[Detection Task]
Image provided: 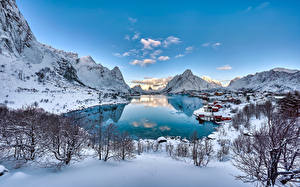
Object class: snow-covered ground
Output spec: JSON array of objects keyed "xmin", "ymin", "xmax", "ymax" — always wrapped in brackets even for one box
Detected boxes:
[{"xmin": 0, "ymin": 153, "xmax": 251, "ymax": 187}]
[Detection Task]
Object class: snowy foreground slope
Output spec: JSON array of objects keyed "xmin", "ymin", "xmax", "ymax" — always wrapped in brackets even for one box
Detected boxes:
[
  {"xmin": 0, "ymin": 0, "xmax": 130, "ymax": 113},
  {"xmin": 162, "ymin": 69, "xmax": 220, "ymax": 93},
  {"xmin": 0, "ymin": 153, "xmax": 251, "ymax": 187},
  {"xmin": 228, "ymin": 68, "xmax": 300, "ymax": 92}
]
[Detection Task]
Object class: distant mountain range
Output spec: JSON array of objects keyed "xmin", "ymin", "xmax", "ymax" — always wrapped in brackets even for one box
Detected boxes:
[
  {"xmin": 134, "ymin": 68, "xmax": 300, "ymax": 94},
  {"xmin": 228, "ymin": 68, "xmax": 300, "ymax": 92}
]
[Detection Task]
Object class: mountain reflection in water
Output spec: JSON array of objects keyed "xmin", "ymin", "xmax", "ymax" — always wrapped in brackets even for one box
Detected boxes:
[{"xmin": 69, "ymin": 95, "xmax": 217, "ymax": 139}]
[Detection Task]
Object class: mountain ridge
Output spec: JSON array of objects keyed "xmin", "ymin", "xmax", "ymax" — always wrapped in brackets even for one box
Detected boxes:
[
  {"xmin": 162, "ymin": 69, "xmax": 220, "ymax": 93},
  {"xmin": 228, "ymin": 68, "xmax": 300, "ymax": 92}
]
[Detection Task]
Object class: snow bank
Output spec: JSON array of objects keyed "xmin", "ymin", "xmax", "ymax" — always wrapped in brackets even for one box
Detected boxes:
[{"xmin": 0, "ymin": 154, "xmax": 251, "ymax": 187}]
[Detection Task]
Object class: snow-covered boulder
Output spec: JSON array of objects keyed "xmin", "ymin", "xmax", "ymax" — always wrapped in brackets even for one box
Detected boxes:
[
  {"xmin": 0, "ymin": 165, "xmax": 8, "ymax": 176},
  {"xmin": 157, "ymin": 136, "xmax": 167, "ymax": 143}
]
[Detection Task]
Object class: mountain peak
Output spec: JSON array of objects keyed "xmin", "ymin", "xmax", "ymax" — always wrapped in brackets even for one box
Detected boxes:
[
  {"xmin": 79, "ymin": 56, "xmax": 95, "ymax": 63},
  {"xmin": 162, "ymin": 69, "xmax": 219, "ymax": 93},
  {"xmin": 112, "ymin": 66, "xmax": 120, "ymax": 72},
  {"xmin": 182, "ymin": 69, "xmax": 193, "ymax": 76}
]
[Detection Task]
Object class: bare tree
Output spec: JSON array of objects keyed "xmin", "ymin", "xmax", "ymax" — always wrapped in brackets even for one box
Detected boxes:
[
  {"xmin": 232, "ymin": 113, "xmax": 299, "ymax": 186},
  {"xmin": 190, "ymin": 131, "xmax": 213, "ymax": 167},
  {"xmin": 117, "ymin": 131, "xmax": 134, "ymax": 160},
  {"xmin": 217, "ymin": 139, "xmax": 230, "ymax": 161},
  {"xmin": 43, "ymin": 115, "xmax": 88, "ymax": 166},
  {"xmin": 137, "ymin": 139, "xmax": 143, "ymax": 155},
  {"xmin": 103, "ymin": 123, "xmax": 118, "ymax": 162}
]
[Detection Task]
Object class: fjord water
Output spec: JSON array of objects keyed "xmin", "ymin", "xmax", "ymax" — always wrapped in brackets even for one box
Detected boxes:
[{"xmin": 71, "ymin": 95, "xmax": 218, "ymax": 139}]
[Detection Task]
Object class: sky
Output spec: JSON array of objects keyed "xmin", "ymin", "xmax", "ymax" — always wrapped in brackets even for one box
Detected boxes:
[{"xmin": 17, "ymin": 0, "xmax": 300, "ymax": 87}]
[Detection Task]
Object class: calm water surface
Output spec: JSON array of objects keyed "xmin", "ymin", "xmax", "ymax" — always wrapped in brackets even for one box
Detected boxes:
[{"xmin": 70, "ymin": 95, "xmax": 218, "ymax": 139}]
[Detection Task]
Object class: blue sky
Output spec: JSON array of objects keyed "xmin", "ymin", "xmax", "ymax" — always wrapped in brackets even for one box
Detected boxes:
[{"xmin": 17, "ymin": 0, "xmax": 300, "ymax": 86}]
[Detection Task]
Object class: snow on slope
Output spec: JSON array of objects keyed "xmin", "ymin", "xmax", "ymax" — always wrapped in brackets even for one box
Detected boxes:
[
  {"xmin": 75, "ymin": 56, "xmax": 130, "ymax": 92},
  {"xmin": 0, "ymin": 0, "xmax": 130, "ymax": 113},
  {"xmin": 228, "ymin": 68, "xmax": 300, "ymax": 92},
  {"xmin": 201, "ymin": 75, "xmax": 223, "ymax": 87},
  {"xmin": 162, "ymin": 69, "xmax": 220, "ymax": 93}
]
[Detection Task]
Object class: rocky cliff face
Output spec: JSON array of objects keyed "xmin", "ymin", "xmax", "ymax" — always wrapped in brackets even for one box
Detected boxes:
[
  {"xmin": 162, "ymin": 69, "xmax": 220, "ymax": 93},
  {"xmin": 0, "ymin": 0, "xmax": 130, "ymax": 94},
  {"xmin": 228, "ymin": 68, "xmax": 300, "ymax": 92},
  {"xmin": 0, "ymin": 0, "xmax": 35, "ymax": 57}
]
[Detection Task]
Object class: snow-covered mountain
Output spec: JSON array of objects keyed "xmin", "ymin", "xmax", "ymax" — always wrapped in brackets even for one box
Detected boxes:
[
  {"xmin": 131, "ymin": 85, "xmax": 146, "ymax": 95},
  {"xmin": 162, "ymin": 69, "xmax": 220, "ymax": 93},
  {"xmin": 201, "ymin": 75, "xmax": 223, "ymax": 87},
  {"xmin": 0, "ymin": 0, "xmax": 130, "ymax": 113},
  {"xmin": 228, "ymin": 68, "xmax": 300, "ymax": 92},
  {"xmin": 75, "ymin": 56, "xmax": 129, "ymax": 92}
]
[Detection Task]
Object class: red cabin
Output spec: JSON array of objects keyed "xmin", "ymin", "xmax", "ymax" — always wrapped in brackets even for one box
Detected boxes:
[
  {"xmin": 221, "ymin": 117, "xmax": 232, "ymax": 121},
  {"xmin": 215, "ymin": 104, "xmax": 223, "ymax": 108},
  {"xmin": 212, "ymin": 107, "xmax": 219, "ymax": 112}
]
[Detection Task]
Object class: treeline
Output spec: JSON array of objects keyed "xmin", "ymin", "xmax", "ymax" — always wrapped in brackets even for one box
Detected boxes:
[
  {"xmin": 231, "ymin": 91, "xmax": 300, "ymax": 186},
  {"xmin": 231, "ymin": 100, "xmax": 274, "ymax": 130},
  {"xmin": 0, "ymin": 106, "xmax": 134, "ymax": 168}
]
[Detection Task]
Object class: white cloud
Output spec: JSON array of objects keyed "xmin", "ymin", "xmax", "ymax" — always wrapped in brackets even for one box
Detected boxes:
[
  {"xmin": 128, "ymin": 17, "xmax": 137, "ymax": 24},
  {"xmin": 217, "ymin": 65, "xmax": 232, "ymax": 70},
  {"xmin": 185, "ymin": 46, "xmax": 193, "ymax": 53},
  {"xmin": 131, "ymin": 76, "xmax": 173, "ymax": 90},
  {"xmin": 113, "ymin": 53, "xmax": 122, "ymax": 57},
  {"xmin": 132, "ymin": 32, "xmax": 140, "ymax": 40},
  {"xmin": 163, "ymin": 36, "xmax": 181, "ymax": 47},
  {"xmin": 122, "ymin": 52, "xmax": 130, "ymax": 57},
  {"xmin": 113, "ymin": 51, "xmax": 132, "ymax": 58},
  {"xmin": 245, "ymin": 2, "xmax": 270, "ymax": 13},
  {"xmin": 158, "ymin": 56, "xmax": 170, "ymax": 61},
  {"xmin": 212, "ymin": 42, "xmax": 222, "ymax": 48},
  {"xmin": 256, "ymin": 2, "xmax": 270, "ymax": 10},
  {"xmin": 124, "ymin": 35, "xmax": 130, "ymax": 40},
  {"xmin": 175, "ymin": 54, "xmax": 184, "ymax": 58},
  {"xmin": 150, "ymin": 50, "xmax": 162, "ymax": 59},
  {"xmin": 202, "ymin": 42, "xmax": 222, "ymax": 49},
  {"xmin": 130, "ymin": 59, "xmax": 156, "ymax": 66},
  {"xmin": 202, "ymin": 42, "xmax": 211, "ymax": 47},
  {"xmin": 244, "ymin": 6, "xmax": 252, "ymax": 12},
  {"xmin": 141, "ymin": 38, "xmax": 161, "ymax": 49}
]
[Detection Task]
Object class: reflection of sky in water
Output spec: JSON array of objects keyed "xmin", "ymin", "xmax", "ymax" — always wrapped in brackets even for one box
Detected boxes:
[{"xmin": 70, "ymin": 95, "xmax": 218, "ymax": 139}]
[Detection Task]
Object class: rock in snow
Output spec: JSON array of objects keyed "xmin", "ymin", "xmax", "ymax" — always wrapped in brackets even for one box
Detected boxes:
[
  {"xmin": 228, "ymin": 68, "xmax": 300, "ymax": 92},
  {"xmin": 0, "ymin": 165, "xmax": 8, "ymax": 176},
  {"xmin": 162, "ymin": 69, "xmax": 220, "ymax": 93},
  {"xmin": 0, "ymin": 0, "xmax": 130, "ymax": 112}
]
